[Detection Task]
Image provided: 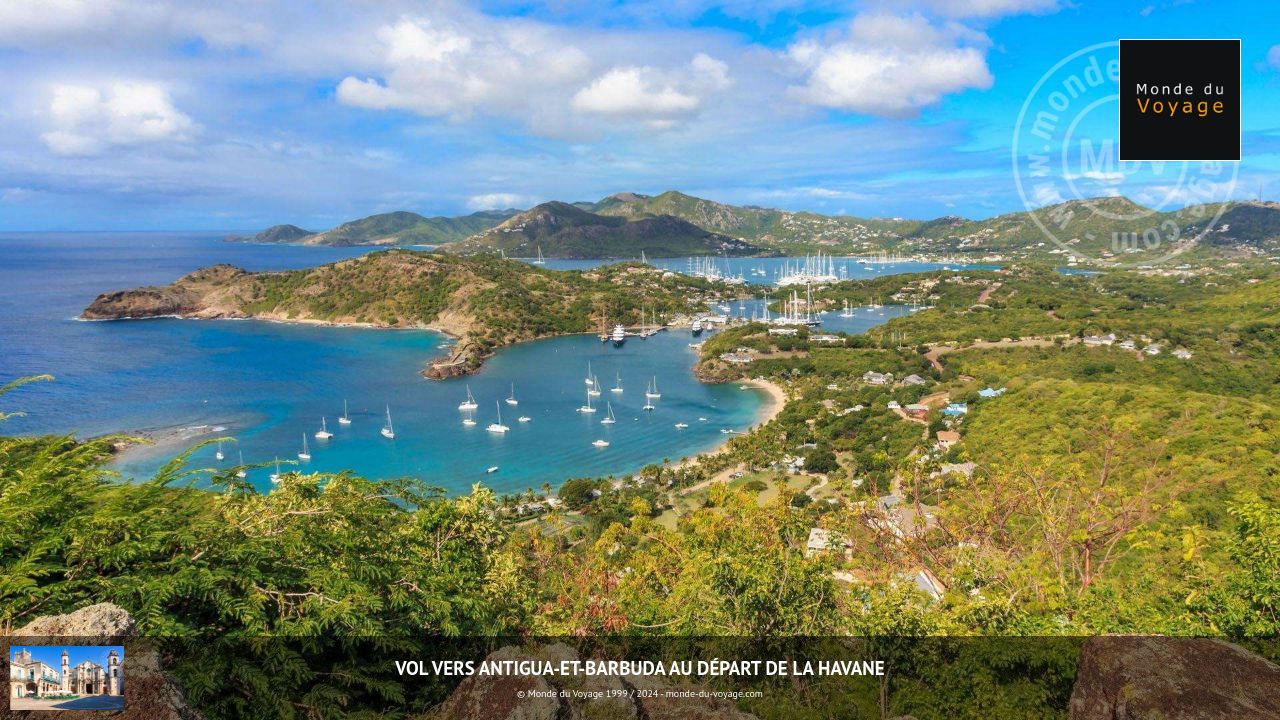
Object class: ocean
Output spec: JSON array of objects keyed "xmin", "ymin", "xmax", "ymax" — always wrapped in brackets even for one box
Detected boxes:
[{"xmin": 0, "ymin": 233, "xmax": 917, "ymax": 495}]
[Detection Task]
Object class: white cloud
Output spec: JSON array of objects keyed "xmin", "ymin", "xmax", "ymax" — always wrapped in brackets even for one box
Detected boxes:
[
  {"xmin": 786, "ymin": 13, "xmax": 993, "ymax": 118},
  {"xmin": 571, "ymin": 54, "xmax": 730, "ymax": 125},
  {"xmin": 337, "ymin": 15, "xmax": 592, "ymax": 121},
  {"xmin": 1267, "ymin": 45, "xmax": 1280, "ymax": 71},
  {"xmin": 466, "ymin": 192, "xmax": 529, "ymax": 210},
  {"xmin": 40, "ymin": 82, "xmax": 196, "ymax": 156},
  {"xmin": 913, "ymin": 0, "xmax": 1059, "ymax": 18}
]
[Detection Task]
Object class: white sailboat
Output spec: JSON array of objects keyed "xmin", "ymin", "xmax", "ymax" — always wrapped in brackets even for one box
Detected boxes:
[
  {"xmin": 585, "ymin": 362, "xmax": 595, "ymax": 385},
  {"xmin": 646, "ymin": 376, "xmax": 661, "ymax": 399},
  {"xmin": 381, "ymin": 406, "xmax": 395, "ymax": 439},
  {"xmin": 269, "ymin": 457, "xmax": 282, "ymax": 484},
  {"xmin": 458, "ymin": 385, "xmax": 478, "ymax": 411},
  {"xmin": 215, "ymin": 440, "xmax": 224, "ymax": 461},
  {"xmin": 338, "ymin": 399, "xmax": 352, "ymax": 425},
  {"xmin": 298, "ymin": 433, "xmax": 311, "ymax": 461},
  {"xmin": 577, "ymin": 387, "xmax": 596, "ymax": 413},
  {"xmin": 601, "ymin": 402, "xmax": 616, "ymax": 424},
  {"xmin": 487, "ymin": 401, "xmax": 509, "ymax": 433},
  {"xmin": 505, "ymin": 383, "xmax": 519, "ymax": 406},
  {"xmin": 235, "ymin": 450, "xmax": 247, "ymax": 479},
  {"xmin": 612, "ymin": 372, "xmax": 623, "ymax": 393},
  {"xmin": 533, "ymin": 246, "xmax": 546, "ymax": 265},
  {"xmin": 588, "ymin": 374, "xmax": 601, "ymax": 397},
  {"xmin": 592, "ymin": 439, "xmax": 610, "ymax": 447},
  {"xmin": 315, "ymin": 417, "xmax": 333, "ymax": 440},
  {"xmin": 462, "ymin": 409, "xmax": 476, "ymax": 426}
]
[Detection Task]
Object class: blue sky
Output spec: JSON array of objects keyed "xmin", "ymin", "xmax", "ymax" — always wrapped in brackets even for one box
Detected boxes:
[
  {"xmin": 11, "ymin": 645, "xmax": 122, "ymax": 673},
  {"xmin": 0, "ymin": 0, "xmax": 1276, "ymax": 231}
]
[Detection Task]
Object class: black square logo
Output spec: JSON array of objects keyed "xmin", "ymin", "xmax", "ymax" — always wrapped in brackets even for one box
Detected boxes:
[{"xmin": 1119, "ymin": 39, "xmax": 1240, "ymax": 161}]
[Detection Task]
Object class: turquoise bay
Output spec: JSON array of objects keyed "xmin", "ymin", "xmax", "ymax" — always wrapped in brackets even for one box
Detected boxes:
[{"xmin": 1, "ymin": 233, "xmax": 917, "ymax": 495}]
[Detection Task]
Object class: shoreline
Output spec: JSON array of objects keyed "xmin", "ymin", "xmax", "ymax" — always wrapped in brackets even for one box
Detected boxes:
[{"xmin": 672, "ymin": 376, "xmax": 786, "ymax": 473}]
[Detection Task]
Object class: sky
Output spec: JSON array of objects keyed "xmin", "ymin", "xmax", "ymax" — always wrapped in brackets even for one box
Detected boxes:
[
  {"xmin": 11, "ymin": 645, "xmax": 123, "ymax": 674},
  {"xmin": 0, "ymin": 0, "xmax": 1277, "ymax": 231}
]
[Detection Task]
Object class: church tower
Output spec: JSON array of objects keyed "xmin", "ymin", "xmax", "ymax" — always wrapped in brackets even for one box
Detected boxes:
[
  {"xmin": 60, "ymin": 650, "xmax": 69, "ymax": 693},
  {"xmin": 107, "ymin": 650, "xmax": 119, "ymax": 696}
]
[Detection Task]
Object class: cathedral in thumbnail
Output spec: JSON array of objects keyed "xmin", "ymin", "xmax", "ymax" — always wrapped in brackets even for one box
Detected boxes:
[{"xmin": 8, "ymin": 648, "xmax": 122, "ymax": 699}]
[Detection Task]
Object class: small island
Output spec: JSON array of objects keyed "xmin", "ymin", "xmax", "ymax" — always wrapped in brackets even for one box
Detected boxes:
[{"xmin": 81, "ymin": 249, "xmax": 731, "ymax": 378}]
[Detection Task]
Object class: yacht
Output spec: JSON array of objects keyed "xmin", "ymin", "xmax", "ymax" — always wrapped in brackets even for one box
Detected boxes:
[
  {"xmin": 612, "ymin": 324, "xmax": 626, "ymax": 347},
  {"xmin": 585, "ymin": 362, "xmax": 595, "ymax": 385},
  {"xmin": 645, "ymin": 376, "xmax": 661, "ymax": 399},
  {"xmin": 458, "ymin": 385, "xmax": 478, "ymax": 411},
  {"xmin": 338, "ymin": 399, "xmax": 352, "ymax": 425},
  {"xmin": 674, "ymin": 422, "xmax": 688, "ymax": 429},
  {"xmin": 592, "ymin": 439, "xmax": 610, "ymax": 447},
  {"xmin": 588, "ymin": 374, "xmax": 601, "ymax": 397},
  {"xmin": 577, "ymin": 388, "xmax": 596, "ymax": 413},
  {"xmin": 487, "ymin": 466, "xmax": 499, "ymax": 474},
  {"xmin": 505, "ymin": 383, "xmax": 519, "ymax": 406},
  {"xmin": 298, "ymin": 433, "xmax": 311, "ymax": 461},
  {"xmin": 269, "ymin": 457, "xmax": 282, "ymax": 484},
  {"xmin": 462, "ymin": 409, "xmax": 476, "ymax": 426},
  {"xmin": 235, "ymin": 451, "xmax": 247, "ymax": 479},
  {"xmin": 691, "ymin": 318, "xmax": 703, "ymax": 336},
  {"xmin": 601, "ymin": 402, "xmax": 616, "ymax": 424},
  {"xmin": 533, "ymin": 246, "xmax": 545, "ymax": 265},
  {"xmin": 611, "ymin": 372, "xmax": 623, "ymax": 393},
  {"xmin": 215, "ymin": 440, "xmax": 224, "ymax": 461},
  {"xmin": 486, "ymin": 401, "xmax": 509, "ymax": 433},
  {"xmin": 518, "ymin": 416, "xmax": 531, "ymax": 423},
  {"xmin": 315, "ymin": 417, "xmax": 333, "ymax": 440},
  {"xmin": 381, "ymin": 406, "xmax": 395, "ymax": 439}
]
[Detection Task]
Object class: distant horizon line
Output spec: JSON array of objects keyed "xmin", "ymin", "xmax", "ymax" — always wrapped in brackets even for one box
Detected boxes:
[{"xmin": 0, "ymin": 193, "xmax": 1268, "ymax": 235}]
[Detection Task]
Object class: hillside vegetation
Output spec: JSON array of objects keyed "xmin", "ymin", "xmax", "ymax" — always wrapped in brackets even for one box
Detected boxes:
[{"xmin": 81, "ymin": 249, "xmax": 726, "ymax": 377}]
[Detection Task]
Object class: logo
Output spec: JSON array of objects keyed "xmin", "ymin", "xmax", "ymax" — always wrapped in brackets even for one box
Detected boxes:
[{"xmin": 1012, "ymin": 41, "xmax": 1238, "ymax": 266}]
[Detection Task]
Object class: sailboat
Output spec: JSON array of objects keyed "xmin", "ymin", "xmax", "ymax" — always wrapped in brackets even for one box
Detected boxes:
[
  {"xmin": 462, "ymin": 409, "xmax": 476, "ymax": 426},
  {"xmin": 640, "ymin": 250, "xmax": 648, "ymax": 265},
  {"xmin": 646, "ymin": 376, "xmax": 661, "ymax": 399},
  {"xmin": 585, "ymin": 362, "xmax": 595, "ymax": 385},
  {"xmin": 235, "ymin": 450, "xmax": 247, "ymax": 478},
  {"xmin": 533, "ymin": 246, "xmax": 546, "ymax": 265},
  {"xmin": 588, "ymin": 374, "xmax": 601, "ymax": 397},
  {"xmin": 505, "ymin": 383, "xmax": 519, "ymax": 406},
  {"xmin": 338, "ymin": 399, "xmax": 352, "ymax": 425},
  {"xmin": 577, "ymin": 387, "xmax": 596, "ymax": 413},
  {"xmin": 215, "ymin": 440, "xmax": 224, "ymax": 461},
  {"xmin": 612, "ymin": 372, "xmax": 623, "ymax": 393},
  {"xmin": 458, "ymin": 385, "xmax": 478, "ymax": 411},
  {"xmin": 298, "ymin": 433, "xmax": 311, "ymax": 461},
  {"xmin": 601, "ymin": 402, "xmax": 616, "ymax": 424},
  {"xmin": 269, "ymin": 457, "xmax": 282, "ymax": 484},
  {"xmin": 381, "ymin": 406, "xmax": 395, "ymax": 439},
  {"xmin": 840, "ymin": 299, "xmax": 854, "ymax": 318},
  {"xmin": 487, "ymin": 401, "xmax": 509, "ymax": 433},
  {"xmin": 674, "ymin": 422, "xmax": 688, "ymax": 429},
  {"xmin": 315, "ymin": 417, "xmax": 333, "ymax": 440},
  {"xmin": 592, "ymin": 439, "xmax": 610, "ymax": 447}
]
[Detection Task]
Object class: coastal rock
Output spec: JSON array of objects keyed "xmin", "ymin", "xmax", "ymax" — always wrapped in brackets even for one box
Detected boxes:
[
  {"xmin": 11, "ymin": 603, "xmax": 135, "ymax": 637},
  {"xmin": 1068, "ymin": 636, "xmax": 1280, "ymax": 720},
  {"xmin": 429, "ymin": 645, "xmax": 757, "ymax": 720},
  {"xmin": 80, "ymin": 264, "xmax": 248, "ymax": 320},
  {"xmin": 9, "ymin": 603, "xmax": 203, "ymax": 720}
]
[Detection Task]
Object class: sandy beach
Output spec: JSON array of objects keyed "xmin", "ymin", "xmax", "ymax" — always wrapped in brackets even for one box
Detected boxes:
[{"xmin": 672, "ymin": 377, "xmax": 787, "ymax": 473}]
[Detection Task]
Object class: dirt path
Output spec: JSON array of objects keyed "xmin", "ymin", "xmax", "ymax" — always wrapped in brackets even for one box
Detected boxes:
[
  {"xmin": 976, "ymin": 282, "xmax": 1002, "ymax": 304},
  {"xmin": 925, "ymin": 336, "xmax": 1073, "ymax": 372}
]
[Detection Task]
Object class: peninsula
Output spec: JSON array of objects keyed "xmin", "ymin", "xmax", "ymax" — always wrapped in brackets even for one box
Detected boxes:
[{"xmin": 80, "ymin": 249, "xmax": 727, "ymax": 378}]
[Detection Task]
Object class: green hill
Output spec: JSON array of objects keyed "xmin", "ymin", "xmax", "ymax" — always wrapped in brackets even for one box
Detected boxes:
[
  {"xmin": 236, "ymin": 209, "xmax": 517, "ymax": 247},
  {"xmin": 443, "ymin": 201, "xmax": 762, "ymax": 258},
  {"xmin": 81, "ymin": 249, "xmax": 726, "ymax": 377}
]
